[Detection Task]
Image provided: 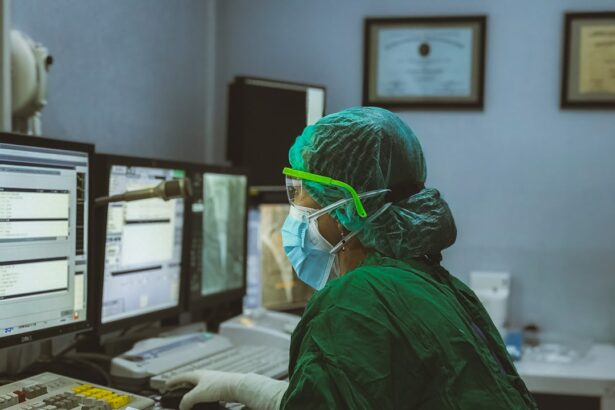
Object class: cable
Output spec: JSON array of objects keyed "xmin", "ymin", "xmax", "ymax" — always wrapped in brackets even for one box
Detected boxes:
[
  {"xmin": 67, "ymin": 352, "xmax": 112, "ymax": 366},
  {"xmin": 57, "ymin": 356, "xmax": 111, "ymax": 386},
  {"xmin": 54, "ymin": 340, "xmax": 80, "ymax": 358},
  {"xmin": 117, "ymin": 321, "xmax": 157, "ymax": 338},
  {"xmin": 0, "ymin": 376, "xmax": 16, "ymax": 386}
]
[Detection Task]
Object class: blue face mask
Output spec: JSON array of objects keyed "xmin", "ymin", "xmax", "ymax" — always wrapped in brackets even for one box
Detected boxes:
[
  {"xmin": 281, "ymin": 205, "xmax": 339, "ymax": 290},
  {"xmin": 281, "ymin": 192, "xmax": 392, "ymax": 291}
]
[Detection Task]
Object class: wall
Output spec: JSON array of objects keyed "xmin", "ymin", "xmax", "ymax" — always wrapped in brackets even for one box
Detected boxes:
[
  {"xmin": 0, "ymin": 0, "xmax": 212, "ymax": 373},
  {"xmin": 215, "ymin": 0, "xmax": 615, "ymax": 341},
  {"xmin": 12, "ymin": 0, "xmax": 209, "ymax": 162}
]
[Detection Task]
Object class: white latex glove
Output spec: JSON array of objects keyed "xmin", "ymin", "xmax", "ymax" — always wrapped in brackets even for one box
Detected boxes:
[{"xmin": 166, "ymin": 370, "xmax": 289, "ymax": 410}]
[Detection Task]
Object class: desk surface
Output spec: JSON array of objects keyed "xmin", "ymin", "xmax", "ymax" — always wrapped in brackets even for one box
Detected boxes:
[{"xmin": 516, "ymin": 344, "xmax": 615, "ymax": 397}]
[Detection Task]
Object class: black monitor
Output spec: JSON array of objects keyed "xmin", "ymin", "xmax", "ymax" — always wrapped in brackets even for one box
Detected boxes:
[
  {"xmin": 227, "ymin": 76, "xmax": 326, "ymax": 187},
  {"xmin": 184, "ymin": 164, "xmax": 249, "ymax": 310},
  {"xmin": 0, "ymin": 133, "xmax": 95, "ymax": 348},
  {"xmin": 94, "ymin": 154, "xmax": 189, "ymax": 332}
]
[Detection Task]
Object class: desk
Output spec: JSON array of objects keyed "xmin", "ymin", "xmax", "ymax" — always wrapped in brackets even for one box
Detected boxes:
[{"xmin": 516, "ymin": 344, "xmax": 615, "ymax": 410}]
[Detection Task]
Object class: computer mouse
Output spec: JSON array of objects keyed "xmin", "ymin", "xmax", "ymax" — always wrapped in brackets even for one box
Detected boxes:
[{"xmin": 159, "ymin": 386, "xmax": 223, "ymax": 410}]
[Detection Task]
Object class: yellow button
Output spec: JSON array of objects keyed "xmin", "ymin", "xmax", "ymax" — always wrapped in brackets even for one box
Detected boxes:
[
  {"xmin": 95, "ymin": 390, "xmax": 112, "ymax": 399},
  {"xmin": 109, "ymin": 398, "xmax": 123, "ymax": 409},
  {"xmin": 73, "ymin": 384, "xmax": 92, "ymax": 393}
]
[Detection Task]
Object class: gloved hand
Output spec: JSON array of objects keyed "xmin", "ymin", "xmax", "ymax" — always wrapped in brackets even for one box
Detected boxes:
[{"xmin": 166, "ymin": 370, "xmax": 289, "ymax": 410}]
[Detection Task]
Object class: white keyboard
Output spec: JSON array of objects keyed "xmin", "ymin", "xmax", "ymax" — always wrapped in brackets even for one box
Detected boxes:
[
  {"xmin": 150, "ymin": 344, "xmax": 288, "ymax": 391},
  {"xmin": 0, "ymin": 372, "xmax": 154, "ymax": 410}
]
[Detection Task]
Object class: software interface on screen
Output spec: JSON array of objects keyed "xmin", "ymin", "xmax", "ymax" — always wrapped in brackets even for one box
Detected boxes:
[
  {"xmin": 189, "ymin": 172, "xmax": 247, "ymax": 298},
  {"xmin": 0, "ymin": 143, "xmax": 89, "ymax": 338},
  {"xmin": 101, "ymin": 165, "xmax": 184, "ymax": 324}
]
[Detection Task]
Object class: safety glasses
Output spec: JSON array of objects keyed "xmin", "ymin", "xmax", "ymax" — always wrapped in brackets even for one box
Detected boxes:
[{"xmin": 283, "ymin": 167, "xmax": 367, "ymax": 218}]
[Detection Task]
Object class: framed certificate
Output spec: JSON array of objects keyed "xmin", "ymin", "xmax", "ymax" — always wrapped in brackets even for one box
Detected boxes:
[
  {"xmin": 363, "ymin": 16, "xmax": 487, "ymax": 109},
  {"xmin": 561, "ymin": 12, "xmax": 615, "ymax": 108}
]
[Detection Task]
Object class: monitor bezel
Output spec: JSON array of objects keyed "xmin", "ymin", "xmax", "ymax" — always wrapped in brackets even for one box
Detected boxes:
[
  {"xmin": 0, "ymin": 132, "xmax": 96, "ymax": 348},
  {"xmin": 93, "ymin": 153, "xmax": 191, "ymax": 334},
  {"xmin": 183, "ymin": 163, "xmax": 249, "ymax": 312}
]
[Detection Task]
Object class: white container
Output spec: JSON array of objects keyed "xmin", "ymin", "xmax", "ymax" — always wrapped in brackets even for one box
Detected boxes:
[{"xmin": 469, "ymin": 271, "xmax": 510, "ymax": 336}]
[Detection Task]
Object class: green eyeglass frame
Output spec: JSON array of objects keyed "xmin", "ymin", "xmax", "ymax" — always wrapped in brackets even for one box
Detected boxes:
[{"xmin": 283, "ymin": 167, "xmax": 367, "ymax": 218}]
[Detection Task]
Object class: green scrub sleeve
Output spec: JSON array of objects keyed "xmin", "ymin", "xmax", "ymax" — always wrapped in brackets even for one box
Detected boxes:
[{"xmin": 280, "ymin": 296, "xmax": 425, "ymax": 409}]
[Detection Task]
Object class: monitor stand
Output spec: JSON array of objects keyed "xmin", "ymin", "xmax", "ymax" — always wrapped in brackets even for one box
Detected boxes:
[{"xmin": 11, "ymin": 338, "xmax": 111, "ymax": 385}]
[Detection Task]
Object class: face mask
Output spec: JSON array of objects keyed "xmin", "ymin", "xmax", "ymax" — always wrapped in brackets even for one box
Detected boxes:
[{"xmin": 281, "ymin": 191, "xmax": 391, "ymax": 290}]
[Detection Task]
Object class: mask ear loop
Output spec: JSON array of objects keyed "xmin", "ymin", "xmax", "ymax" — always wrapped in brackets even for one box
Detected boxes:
[
  {"xmin": 307, "ymin": 188, "xmax": 390, "ymax": 222},
  {"xmin": 330, "ymin": 202, "xmax": 392, "ymax": 254}
]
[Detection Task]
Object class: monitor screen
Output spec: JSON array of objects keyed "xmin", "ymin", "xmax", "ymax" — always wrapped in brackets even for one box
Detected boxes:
[
  {"xmin": 0, "ymin": 139, "xmax": 91, "ymax": 344},
  {"xmin": 244, "ymin": 204, "xmax": 313, "ymax": 311},
  {"xmin": 100, "ymin": 164, "xmax": 185, "ymax": 324},
  {"xmin": 188, "ymin": 171, "xmax": 247, "ymax": 303}
]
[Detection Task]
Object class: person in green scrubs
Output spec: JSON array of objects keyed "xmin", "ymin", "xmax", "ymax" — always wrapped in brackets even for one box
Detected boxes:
[{"xmin": 168, "ymin": 107, "xmax": 538, "ymax": 410}]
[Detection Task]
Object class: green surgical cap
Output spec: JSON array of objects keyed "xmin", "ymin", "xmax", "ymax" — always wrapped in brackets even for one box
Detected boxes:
[{"xmin": 289, "ymin": 106, "xmax": 456, "ymax": 260}]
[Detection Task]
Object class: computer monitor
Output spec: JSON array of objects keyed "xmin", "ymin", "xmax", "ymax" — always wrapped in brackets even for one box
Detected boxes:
[
  {"xmin": 186, "ymin": 165, "xmax": 248, "ymax": 309},
  {"xmin": 227, "ymin": 76, "xmax": 326, "ymax": 187},
  {"xmin": 244, "ymin": 203, "xmax": 313, "ymax": 312},
  {"xmin": 0, "ymin": 133, "xmax": 94, "ymax": 348},
  {"xmin": 94, "ymin": 154, "xmax": 188, "ymax": 331}
]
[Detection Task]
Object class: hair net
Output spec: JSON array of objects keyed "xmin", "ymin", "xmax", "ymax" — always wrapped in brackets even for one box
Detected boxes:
[{"xmin": 288, "ymin": 106, "xmax": 456, "ymax": 260}]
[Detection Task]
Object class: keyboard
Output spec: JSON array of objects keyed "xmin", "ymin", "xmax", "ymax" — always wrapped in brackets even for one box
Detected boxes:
[
  {"xmin": 0, "ymin": 372, "xmax": 154, "ymax": 410},
  {"xmin": 231, "ymin": 311, "xmax": 300, "ymax": 335},
  {"xmin": 150, "ymin": 344, "xmax": 288, "ymax": 391}
]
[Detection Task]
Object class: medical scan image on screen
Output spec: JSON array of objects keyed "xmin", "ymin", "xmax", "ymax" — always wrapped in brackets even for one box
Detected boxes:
[
  {"xmin": 258, "ymin": 204, "xmax": 313, "ymax": 310},
  {"xmin": 0, "ymin": 143, "xmax": 89, "ymax": 338},
  {"xmin": 101, "ymin": 165, "xmax": 184, "ymax": 324},
  {"xmin": 199, "ymin": 173, "xmax": 247, "ymax": 296}
]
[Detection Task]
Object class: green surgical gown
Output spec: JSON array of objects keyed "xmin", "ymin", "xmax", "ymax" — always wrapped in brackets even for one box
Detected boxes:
[{"xmin": 280, "ymin": 253, "xmax": 538, "ymax": 409}]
